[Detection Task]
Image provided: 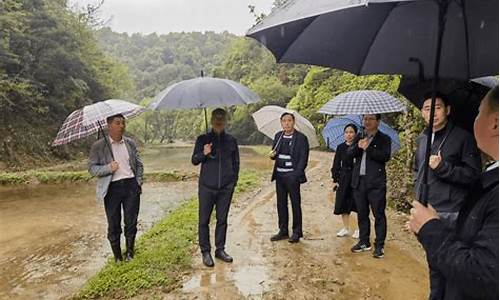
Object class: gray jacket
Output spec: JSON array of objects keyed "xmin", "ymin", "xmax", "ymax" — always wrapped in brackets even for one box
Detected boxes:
[{"xmin": 88, "ymin": 137, "xmax": 144, "ymax": 201}]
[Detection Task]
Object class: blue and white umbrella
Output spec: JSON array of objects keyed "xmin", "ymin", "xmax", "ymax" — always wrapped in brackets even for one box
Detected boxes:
[
  {"xmin": 322, "ymin": 115, "xmax": 400, "ymax": 156},
  {"xmin": 318, "ymin": 90, "xmax": 406, "ymax": 115}
]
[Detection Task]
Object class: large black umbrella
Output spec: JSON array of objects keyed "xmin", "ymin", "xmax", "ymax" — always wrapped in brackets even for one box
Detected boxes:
[
  {"xmin": 247, "ymin": 0, "xmax": 499, "ymax": 204},
  {"xmin": 398, "ymin": 76, "xmax": 498, "ymax": 132},
  {"xmin": 149, "ymin": 71, "xmax": 260, "ymax": 132}
]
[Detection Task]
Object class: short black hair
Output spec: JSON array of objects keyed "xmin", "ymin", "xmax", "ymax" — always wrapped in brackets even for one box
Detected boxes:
[
  {"xmin": 280, "ymin": 112, "xmax": 295, "ymax": 120},
  {"xmin": 363, "ymin": 114, "xmax": 381, "ymax": 121},
  {"xmin": 422, "ymin": 91, "xmax": 449, "ymax": 107},
  {"xmin": 486, "ymin": 85, "xmax": 499, "ymax": 112},
  {"xmin": 211, "ymin": 108, "xmax": 227, "ymax": 121},
  {"xmin": 344, "ymin": 123, "xmax": 358, "ymax": 133},
  {"xmin": 106, "ymin": 114, "xmax": 125, "ymax": 124}
]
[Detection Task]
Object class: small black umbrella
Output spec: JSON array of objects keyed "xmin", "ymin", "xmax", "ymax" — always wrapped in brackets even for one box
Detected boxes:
[
  {"xmin": 247, "ymin": 0, "xmax": 499, "ymax": 204},
  {"xmin": 398, "ymin": 76, "xmax": 498, "ymax": 132}
]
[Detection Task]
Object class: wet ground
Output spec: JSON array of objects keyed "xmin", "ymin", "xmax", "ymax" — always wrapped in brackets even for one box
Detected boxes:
[
  {"xmin": 0, "ymin": 181, "xmax": 197, "ymax": 300},
  {"xmin": 0, "ymin": 147, "xmax": 429, "ymax": 300},
  {"xmin": 160, "ymin": 151, "xmax": 429, "ymax": 300},
  {"xmin": 0, "ymin": 144, "xmax": 271, "ymax": 300}
]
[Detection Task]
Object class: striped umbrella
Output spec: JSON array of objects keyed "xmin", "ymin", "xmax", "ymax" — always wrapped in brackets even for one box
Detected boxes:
[
  {"xmin": 318, "ymin": 90, "xmax": 406, "ymax": 115},
  {"xmin": 52, "ymin": 99, "xmax": 145, "ymax": 146},
  {"xmin": 322, "ymin": 115, "xmax": 400, "ymax": 156}
]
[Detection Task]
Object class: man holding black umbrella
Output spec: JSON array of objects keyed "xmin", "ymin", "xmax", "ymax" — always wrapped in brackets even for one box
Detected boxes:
[
  {"xmin": 410, "ymin": 86, "xmax": 499, "ymax": 300},
  {"xmin": 192, "ymin": 108, "xmax": 239, "ymax": 267},
  {"xmin": 413, "ymin": 93, "xmax": 481, "ymax": 299}
]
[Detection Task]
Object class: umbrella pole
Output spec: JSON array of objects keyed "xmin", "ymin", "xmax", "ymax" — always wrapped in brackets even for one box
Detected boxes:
[
  {"xmin": 204, "ymin": 107, "xmax": 209, "ymax": 134},
  {"xmin": 419, "ymin": 0, "xmax": 449, "ymax": 206},
  {"xmin": 98, "ymin": 122, "xmax": 115, "ymax": 161}
]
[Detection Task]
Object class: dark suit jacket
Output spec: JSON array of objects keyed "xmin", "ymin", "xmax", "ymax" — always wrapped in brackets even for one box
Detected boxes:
[
  {"xmin": 271, "ymin": 130, "xmax": 309, "ymax": 184},
  {"xmin": 413, "ymin": 122, "xmax": 481, "ymax": 212},
  {"xmin": 348, "ymin": 131, "xmax": 391, "ymax": 189},
  {"xmin": 418, "ymin": 168, "xmax": 498, "ymax": 300},
  {"xmin": 191, "ymin": 130, "xmax": 240, "ymax": 190}
]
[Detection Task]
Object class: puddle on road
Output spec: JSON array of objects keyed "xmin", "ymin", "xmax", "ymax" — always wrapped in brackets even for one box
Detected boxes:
[{"xmin": 182, "ymin": 264, "xmax": 271, "ymax": 298}]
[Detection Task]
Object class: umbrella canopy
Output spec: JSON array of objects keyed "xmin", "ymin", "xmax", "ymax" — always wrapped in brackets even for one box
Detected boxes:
[
  {"xmin": 247, "ymin": 0, "xmax": 498, "ymax": 80},
  {"xmin": 318, "ymin": 90, "xmax": 406, "ymax": 115},
  {"xmin": 52, "ymin": 99, "xmax": 145, "ymax": 146},
  {"xmin": 322, "ymin": 115, "xmax": 400, "ymax": 156},
  {"xmin": 149, "ymin": 77, "xmax": 260, "ymax": 110},
  {"xmin": 252, "ymin": 105, "xmax": 319, "ymax": 148},
  {"xmin": 398, "ymin": 76, "xmax": 498, "ymax": 132},
  {"xmin": 248, "ymin": 0, "xmax": 498, "ymax": 204}
]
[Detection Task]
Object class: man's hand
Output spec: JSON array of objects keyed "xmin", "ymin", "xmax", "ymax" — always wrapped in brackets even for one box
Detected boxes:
[
  {"xmin": 358, "ymin": 138, "xmax": 369, "ymax": 150},
  {"xmin": 429, "ymin": 151, "xmax": 442, "ymax": 169},
  {"xmin": 268, "ymin": 150, "xmax": 277, "ymax": 159},
  {"xmin": 203, "ymin": 143, "xmax": 212, "ymax": 156},
  {"xmin": 109, "ymin": 161, "xmax": 119, "ymax": 173},
  {"xmin": 332, "ymin": 182, "xmax": 339, "ymax": 192},
  {"xmin": 408, "ymin": 201, "xmax": 439, "ymax": 234}
]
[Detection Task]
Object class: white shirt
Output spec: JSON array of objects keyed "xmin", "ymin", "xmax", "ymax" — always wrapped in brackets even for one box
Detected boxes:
[
  {"xmin": 486, "ymin": 161, "xmax": 499, "ymax": 171},
  {"xmin": 109, "ymin": 136, "xmax": 134, "ymax": 182}
]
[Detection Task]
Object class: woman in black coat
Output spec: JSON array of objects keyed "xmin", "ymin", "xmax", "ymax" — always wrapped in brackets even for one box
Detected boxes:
[{"xmin": 331, "ymin": 124, "xmax": 358, "ymax": 238}]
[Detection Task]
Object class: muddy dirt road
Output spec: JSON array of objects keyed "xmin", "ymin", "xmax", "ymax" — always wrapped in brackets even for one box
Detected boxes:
[
  {"xmin": 0, "ymin": 181, "xmax": 197, "ymax": 300},
  {"xmin": 0, "ymin": 145, "xmax": 272, "ymax": 300},
  {"xmin": 165, "ymin": 151, "xmax": 429, "ymax": 300}
]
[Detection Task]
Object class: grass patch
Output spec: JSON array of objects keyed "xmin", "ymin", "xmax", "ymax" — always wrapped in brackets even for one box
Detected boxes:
[
  {"xmin": 143, "ymin": 171, "xmax": 197, "ymax": 183},
  {"xmin": 0, "ymin": 171, "xmax": 93, "ymax": 185},
  {"xmin": 235, "ymin": 169, "xmax": 261, "ymax": 194},
  {"xmin": 0, "ymin": 170, "xmax": 196, "ymax": 186},
  {"xmin": 74, "ymin": 199, "xmax": 198, "ymax": 299},
  {"xmin": 247, "ymin": 145, "xmax": 272, "ymax": 157},
  {"xmin": 74, "ymin": 169, "xmax": 262, "ymax": 299}
]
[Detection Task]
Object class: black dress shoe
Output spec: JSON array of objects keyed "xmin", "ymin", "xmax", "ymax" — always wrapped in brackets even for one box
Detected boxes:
[
  {"xmin": 270, "ymin": 232, "xmax": 289, "ymax": 241},
  {"xmin": 288, "ymin": 233, "xmax": 301, "ymax": 243},
  {"xmin": 215, "ymin": 250, "xmax": 233, "ymax": 263},
  {"xmin": 202, "ymin": 252, "xmax": 214, "ymax": 267}
]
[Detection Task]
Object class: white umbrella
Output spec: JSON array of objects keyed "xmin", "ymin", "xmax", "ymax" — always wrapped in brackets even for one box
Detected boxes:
[{"xmin": 252, "ymin": 105, "xmax": 319, "ymax": 148}]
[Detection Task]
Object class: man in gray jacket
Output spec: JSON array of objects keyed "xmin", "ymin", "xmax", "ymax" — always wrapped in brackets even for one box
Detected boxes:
[{"xmin": 88, "ymin": 114, "xmax": 143, "ymax": 263}]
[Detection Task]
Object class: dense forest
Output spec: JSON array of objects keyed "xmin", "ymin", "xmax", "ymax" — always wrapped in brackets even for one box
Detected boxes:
[{"xmin": 0, "ymin": 0, "xmax": 424, "ymax": 210}]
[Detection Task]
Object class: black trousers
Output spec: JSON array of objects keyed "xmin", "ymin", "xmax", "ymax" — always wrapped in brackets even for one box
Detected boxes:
[
  {"xmin": 276, "ymin": 174, "xmax": 302, "ymax": 236},
  {"xmin": 352, "ymin": 176, "xmax": 387, "ymax": 247},
  {"xmin": 104, "ymin": 178, "xmax": 140, "ymax": 244},
  {"xmin": 198, "ymin": 183, "xmax": 235, "ymax": 253},
  {"xmin": 427, "ymin": 214, "xmax": 458, "ymax": 300}
]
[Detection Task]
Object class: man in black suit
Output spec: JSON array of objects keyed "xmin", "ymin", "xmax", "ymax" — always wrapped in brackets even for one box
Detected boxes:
[
  {"xmin": 191, "ymin": 108, "xmax": 240, "ymax": 267},
  {"xmin": 269, "ymin": 112, "xmax": 310, "ymax": 243},
  {"xmin": 348, "ymin": 114, "xmax": 391, "ymax": 258}
]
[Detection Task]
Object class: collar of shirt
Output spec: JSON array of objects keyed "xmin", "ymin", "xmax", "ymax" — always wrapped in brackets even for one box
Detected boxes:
[
  {"xmin": 363, "ymin": 130, "xmax": 377, "ymax": 139},
  {"xmin": 486, "ymin": 161, "xmax": 499, "ymax": 171},
  {"xmin": 109, "ymin": 136, "xmax": 124, "ymax": 144}
]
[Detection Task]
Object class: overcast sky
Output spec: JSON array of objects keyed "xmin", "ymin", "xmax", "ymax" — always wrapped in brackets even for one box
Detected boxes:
[{"xmin": 70, "ymin": 0, "xmax": 275, "ymax": 35}]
